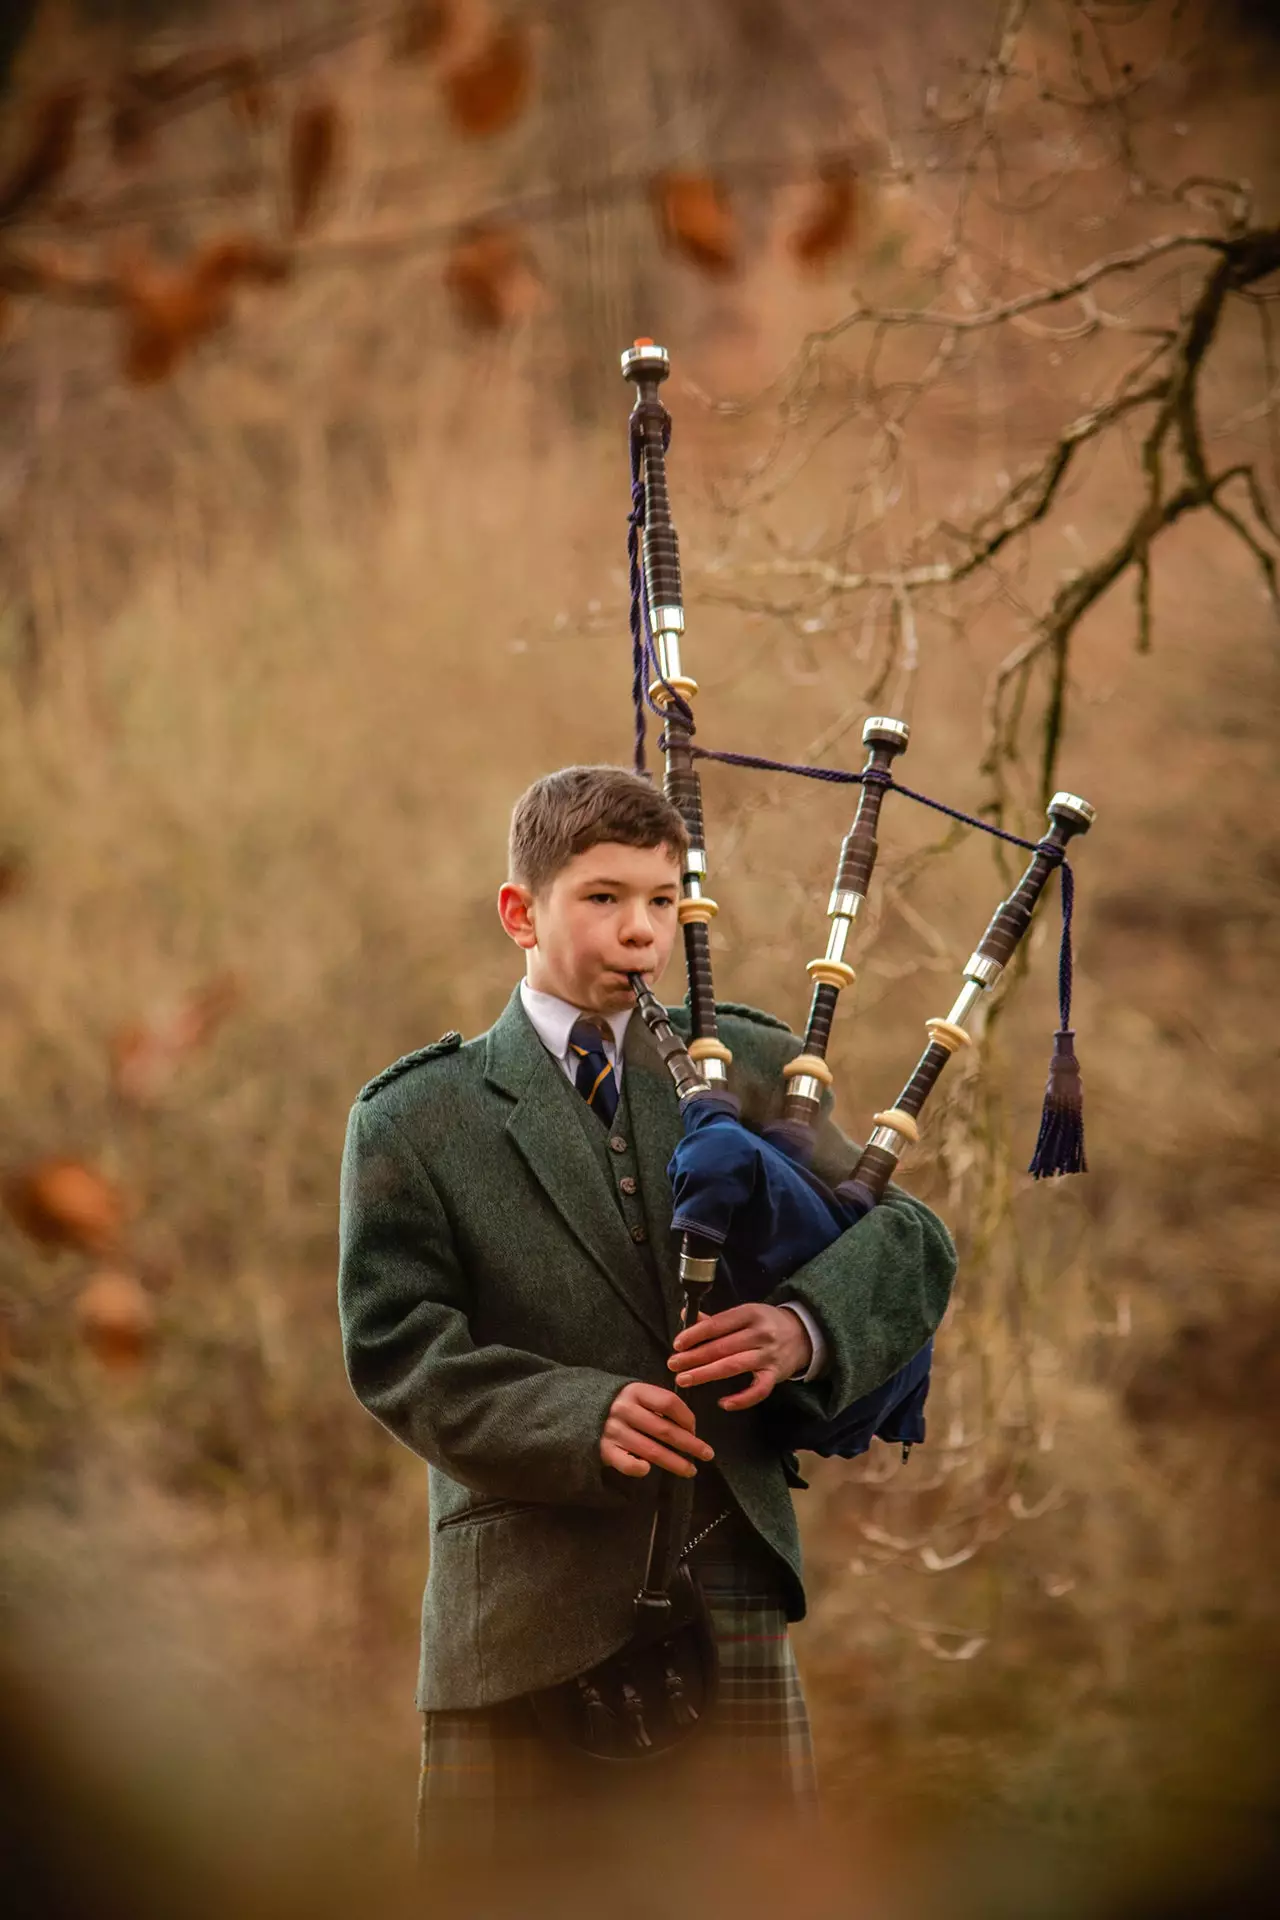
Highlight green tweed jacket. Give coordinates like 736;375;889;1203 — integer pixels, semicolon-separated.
337;984;956;1711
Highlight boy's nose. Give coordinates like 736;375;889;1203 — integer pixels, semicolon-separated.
620;906;655;944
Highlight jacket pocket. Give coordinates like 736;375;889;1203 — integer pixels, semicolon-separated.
435;1498;531;1533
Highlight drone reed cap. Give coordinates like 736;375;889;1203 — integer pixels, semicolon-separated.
1048;791;1095;831
621;340;670;380
862;716;910;751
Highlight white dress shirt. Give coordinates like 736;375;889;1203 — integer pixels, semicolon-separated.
518;979;827;1383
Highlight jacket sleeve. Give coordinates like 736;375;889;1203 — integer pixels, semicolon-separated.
734;1022;958;1418
768;1184;956;1419
338;1097;637;1509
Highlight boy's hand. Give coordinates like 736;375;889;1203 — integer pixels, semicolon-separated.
602;1382;715;1480
667;1303;812;1410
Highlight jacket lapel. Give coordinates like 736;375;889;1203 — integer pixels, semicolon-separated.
485;987;670;1347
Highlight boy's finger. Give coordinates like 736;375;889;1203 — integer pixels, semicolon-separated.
603;1444;651;1477
674;1350;765;1389
623;1434;698;1477
668;1333;759;1374
625;1405;714;1458
718;1369;779;1411
634;1383;697;1428
672;1306;753;1351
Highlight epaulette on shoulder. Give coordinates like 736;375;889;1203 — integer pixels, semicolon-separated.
713;1000;793;1033
358;1031;463;1101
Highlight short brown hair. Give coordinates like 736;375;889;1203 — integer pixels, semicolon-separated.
508;765;688;896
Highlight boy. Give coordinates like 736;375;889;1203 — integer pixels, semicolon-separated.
337;765;956;1850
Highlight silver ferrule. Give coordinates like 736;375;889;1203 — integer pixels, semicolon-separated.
698;1057;729;1087
786;1074;824;1106
678;1252;719;1288
825;916;853;965
962;952;1004;989
827;888;865;920
684;846;708;877
653;631;684;682
677;1079;715;1105
946;979;986;1026
867;1125;907;1157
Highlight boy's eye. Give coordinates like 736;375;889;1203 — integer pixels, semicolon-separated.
583;892;676;907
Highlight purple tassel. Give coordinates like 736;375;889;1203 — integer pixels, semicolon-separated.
1027;1028;1087;1177
1027;861;1087;1178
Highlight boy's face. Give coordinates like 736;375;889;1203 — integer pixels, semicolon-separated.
498;840;682;1015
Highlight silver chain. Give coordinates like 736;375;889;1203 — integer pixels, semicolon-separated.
678;1505;732;1563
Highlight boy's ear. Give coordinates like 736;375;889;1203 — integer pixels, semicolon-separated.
497;881;538;951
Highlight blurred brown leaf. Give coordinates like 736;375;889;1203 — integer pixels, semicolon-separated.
119;317;188;385
287;97;342;235
442;24;531;138
391;1;454;62
444;219;540;329
117;249;232;384
109;971;242;1105
0;84;84;224
196;235;292;289
788;161;858;269
2;1160;128;1257
74;1271;156;1370
116;237;286;384
651;170;739;276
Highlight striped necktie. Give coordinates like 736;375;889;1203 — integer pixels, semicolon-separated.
568;1016;619;1126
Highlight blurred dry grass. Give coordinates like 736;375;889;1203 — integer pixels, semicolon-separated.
1;1;1279;1913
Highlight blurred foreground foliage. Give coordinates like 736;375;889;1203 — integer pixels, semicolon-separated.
0;0;1278;1895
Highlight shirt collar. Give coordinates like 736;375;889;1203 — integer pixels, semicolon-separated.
519;979;633;1063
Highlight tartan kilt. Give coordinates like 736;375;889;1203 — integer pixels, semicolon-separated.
415;1530;817;1861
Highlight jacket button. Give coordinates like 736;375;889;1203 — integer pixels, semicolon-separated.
630;1223;647;1243
619;1175;638;1196
609;1135;627;1154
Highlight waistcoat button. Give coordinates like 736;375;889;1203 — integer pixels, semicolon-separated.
619;1175;638;1196
630;1223;647;1243
609;1136;627;1154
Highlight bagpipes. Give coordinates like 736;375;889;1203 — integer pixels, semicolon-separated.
530;339;1095;1765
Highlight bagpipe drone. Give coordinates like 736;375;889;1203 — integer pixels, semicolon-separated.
622;337;1093;1447
529;340;1095;1765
